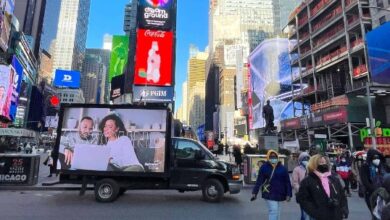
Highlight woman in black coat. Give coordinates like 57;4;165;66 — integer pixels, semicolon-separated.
297;154;348;220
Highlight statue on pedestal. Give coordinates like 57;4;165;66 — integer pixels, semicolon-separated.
263;100;274;135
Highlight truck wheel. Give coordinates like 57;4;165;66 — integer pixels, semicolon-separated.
202;179;224;203
95;179;119;203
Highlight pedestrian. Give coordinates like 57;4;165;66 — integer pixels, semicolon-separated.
292;152;310;220
296;154;349;220
370;176;390;220
251;150;292;220
360;149;390;213
233;145;243;173
25;142;31;154
43;150;56;177
336;153;352;197
351;151;365;195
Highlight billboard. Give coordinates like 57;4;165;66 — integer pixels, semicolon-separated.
56;106;168;174
110;74;124;100
53;69;81;88
9;56;23;121
109;35;129;82
0;65;11;119
133;86;174;103
138;0;174;30
134;29;173;86
366;21;390;85
249;39;301;129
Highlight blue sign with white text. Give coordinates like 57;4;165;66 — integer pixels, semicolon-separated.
53;69;80;88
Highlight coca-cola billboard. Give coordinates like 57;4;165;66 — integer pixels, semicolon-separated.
138;0;175;30
134;29;173;86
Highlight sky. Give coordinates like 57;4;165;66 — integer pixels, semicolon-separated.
86;0;209;109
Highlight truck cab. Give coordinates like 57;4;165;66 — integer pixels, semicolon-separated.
170;137;242;202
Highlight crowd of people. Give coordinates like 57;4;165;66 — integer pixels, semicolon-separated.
246;147;390;220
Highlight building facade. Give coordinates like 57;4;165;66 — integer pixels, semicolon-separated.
189;81;206;131
52;0;90;72
369;0;390;28
14;0;47;57
40;0;61;52
284;0;390;149
57;88;85;104
81;49;111;104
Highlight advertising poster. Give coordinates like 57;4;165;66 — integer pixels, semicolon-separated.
109;35;129;82
138;0;174;30
134;29;173;86
0;14;10;52
110;74;124;100
56;107;167;173
366;21;390;85
0;65;13;120
53;69;81;88
9;56;23;121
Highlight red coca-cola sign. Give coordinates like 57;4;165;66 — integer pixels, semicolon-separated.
134;29;173;86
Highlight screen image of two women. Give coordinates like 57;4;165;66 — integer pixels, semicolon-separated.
98;114;144;172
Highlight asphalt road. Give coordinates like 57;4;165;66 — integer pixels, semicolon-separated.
0;186;371;220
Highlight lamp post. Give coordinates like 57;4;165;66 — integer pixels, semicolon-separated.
366;83;377;149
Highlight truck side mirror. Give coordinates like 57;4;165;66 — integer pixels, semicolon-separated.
195;150;206;160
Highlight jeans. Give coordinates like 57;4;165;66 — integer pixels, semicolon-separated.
265;199;280;220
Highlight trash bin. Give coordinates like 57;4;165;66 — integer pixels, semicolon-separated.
0;154;40;186
243;154;287;185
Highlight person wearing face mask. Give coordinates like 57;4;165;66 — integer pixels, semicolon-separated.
251;150;292;220
336;153;352;197
292;152;311;220
352;151;365;196
360;149;390;213
296;154;348;220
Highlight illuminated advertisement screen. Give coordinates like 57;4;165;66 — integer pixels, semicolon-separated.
366;22;390;85
138;0;174;30
0;65;13;119
56;106;168;174
53;69;81;88
134;29;173;86
109;35;129;82
9;56;23;121
249;38;300;129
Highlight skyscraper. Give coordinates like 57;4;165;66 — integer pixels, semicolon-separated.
182;81;188;125
39;0;61;53
187;47;208;129
14;0;47;57
210;0;281;53
52;0;91;72
123;0;138;36
81;49;111;104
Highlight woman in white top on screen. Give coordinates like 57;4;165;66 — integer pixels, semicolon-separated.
99;114;144;172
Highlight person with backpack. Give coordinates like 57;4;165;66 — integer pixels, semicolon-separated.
296;154;348;220
43;150;56;177
336;153;352;197
360;149;390;212
370;176;390;220
251;150;292;220
292;152;311;220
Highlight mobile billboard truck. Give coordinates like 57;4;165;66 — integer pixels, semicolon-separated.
52;104;242;202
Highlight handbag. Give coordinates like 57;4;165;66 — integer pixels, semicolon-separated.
262;167;276;193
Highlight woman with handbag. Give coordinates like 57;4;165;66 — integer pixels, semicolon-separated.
251;150;292;220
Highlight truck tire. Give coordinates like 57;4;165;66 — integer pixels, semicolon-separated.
202;178;224;203
95;179;119;203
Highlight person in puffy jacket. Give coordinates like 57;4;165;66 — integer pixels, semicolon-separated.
336;153;352;197
251;150;292;220
297;154;348;220
292;152;310;220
